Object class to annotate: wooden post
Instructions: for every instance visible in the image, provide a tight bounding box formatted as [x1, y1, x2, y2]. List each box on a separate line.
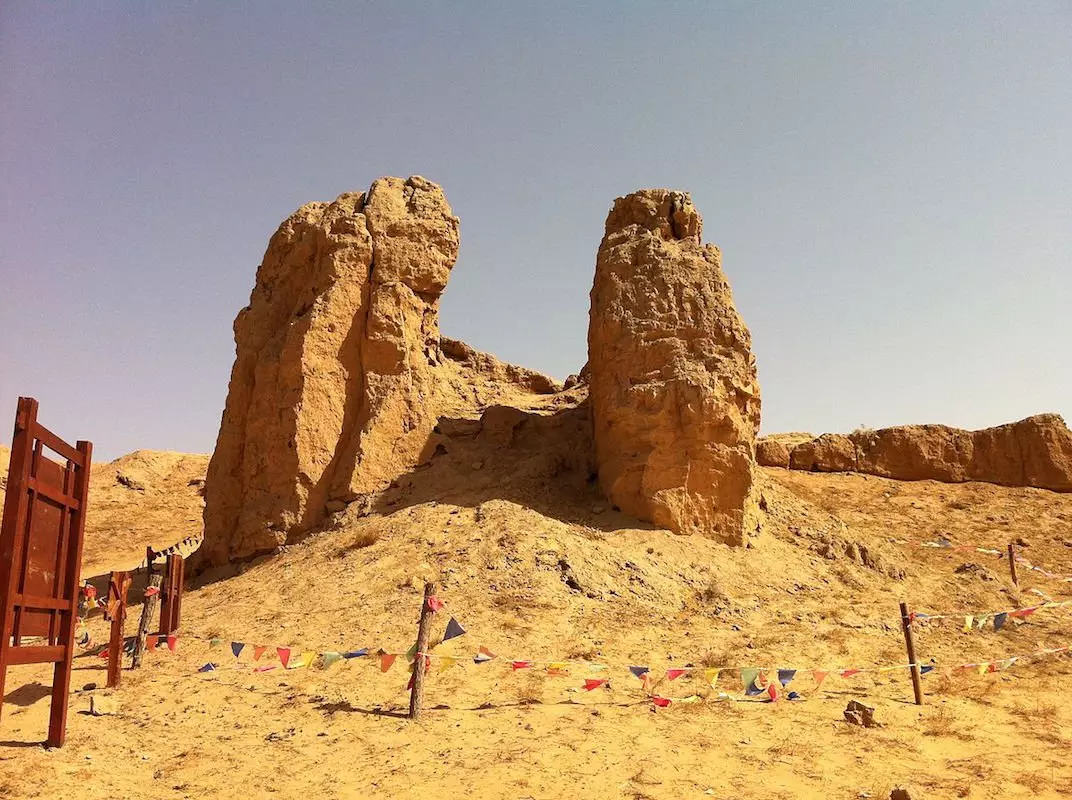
[131, 566, 163, 669]
[408, 582, 436, 720]
[899, 601, 924, 706]
[159, 553, 184, 636]
[1007, 543, 1018, 588]
[106, 571, 130, 689]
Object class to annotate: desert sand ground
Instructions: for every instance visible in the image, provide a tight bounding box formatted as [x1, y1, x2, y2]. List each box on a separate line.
[2, 447, 1072, 799]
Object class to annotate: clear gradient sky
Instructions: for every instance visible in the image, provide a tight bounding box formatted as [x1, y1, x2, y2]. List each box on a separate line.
[1, 2, 1070, 461]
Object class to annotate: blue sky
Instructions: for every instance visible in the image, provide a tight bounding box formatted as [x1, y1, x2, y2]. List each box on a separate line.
[1, 2, 1069, 460]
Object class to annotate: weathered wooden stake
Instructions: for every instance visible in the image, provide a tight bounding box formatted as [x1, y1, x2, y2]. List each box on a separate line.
[105, 571, 130, 689]
[899, 601, 924, 706]
[408, 582, 436, 720]
[1007, 543, 1018, 587]
[131, 552, 163, 669]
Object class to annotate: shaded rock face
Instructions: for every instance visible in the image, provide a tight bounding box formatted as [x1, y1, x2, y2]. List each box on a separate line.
[200, 176, 460, 566]
[588, 190, 761, 545]
[780, 414, 1072, 492]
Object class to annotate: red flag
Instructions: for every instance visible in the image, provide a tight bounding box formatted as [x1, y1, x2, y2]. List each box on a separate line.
[512, 660, 533, 670]
[277, 647, 291, 668]
[583, 679, 606, 691]
[839, 669, 860, 678]
[426, 596, 445, 612]
[145, 635, 159, 650]
[812, 670, 829, 689]
[666, 669, 688, 681]
[767, 681, 779, 702]
[380, 653, 397, 672]
[253, 646, 267, 661]
[145, 586, 160, 598]
[652, 696, 671, 708]
[166, 635, 177, 652]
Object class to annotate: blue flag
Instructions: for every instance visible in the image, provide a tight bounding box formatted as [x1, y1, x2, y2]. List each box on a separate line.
[443, 617, 466, 641]
[993, 613, 1008, 632]
[920, 665, 935, 676]
[231, 642, 245, 658]
[777, 669, 797, 687]
[342, 648, 369, 659]
[198, 662, 217, 673]
[629, 666, 650, 679]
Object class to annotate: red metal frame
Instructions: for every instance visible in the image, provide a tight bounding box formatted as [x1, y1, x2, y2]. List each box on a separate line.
[0, 397, 92, 747]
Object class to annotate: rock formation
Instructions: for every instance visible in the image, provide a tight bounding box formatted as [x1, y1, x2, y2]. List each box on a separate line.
[768, 414, 1072, 492]
[588, 190, 761, 545]
[788, 433, 857, 473]
[755, 438, 791, 469]
[199, 177, 457, 566]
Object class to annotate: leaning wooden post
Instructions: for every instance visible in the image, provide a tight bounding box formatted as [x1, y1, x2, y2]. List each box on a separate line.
[1007, 543, 1018, 588]
[899, 601, 924, 706]
[131, 551, 163, 669]
[105, 571, 130, 689]
[408, 582, 436, 720]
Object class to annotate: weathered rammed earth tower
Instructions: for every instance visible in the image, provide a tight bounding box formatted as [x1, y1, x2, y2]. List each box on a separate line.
[588, 190, 762, 545]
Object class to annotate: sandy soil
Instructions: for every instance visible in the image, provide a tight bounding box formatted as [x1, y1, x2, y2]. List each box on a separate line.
[2, 451, 1072, 799]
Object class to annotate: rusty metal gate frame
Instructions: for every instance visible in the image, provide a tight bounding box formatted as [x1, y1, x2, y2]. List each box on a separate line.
[0, 397, 92, 747]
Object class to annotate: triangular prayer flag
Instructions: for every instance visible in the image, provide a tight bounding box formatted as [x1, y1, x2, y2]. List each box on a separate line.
[322, 652, 342, 668]
[231, 642, 245, 658]
[145, 635, 159, 651]
[583, 678, 606, 691]
[768, 681, 780, 702]
[629, 666, 650, 679]
[381, 653, 397, 672]
[253, 646, 267, 661]
[198, 662, 217, 673]
[963, 615, 973, 632]
[277, 647, 291, 668]
[474, 646, 495, 664]
[676, 695, 701, 705]
[511, 660, 533, 670]
[546, 661, 568, 675]
[777, 669, 797, 687]
[144, 586, 160, 598]
[439, 656, 458, 673]
[253, 664, 277, 673]
[652, 696, 671, 707]
[703, 668, 721, 687]
[812, 670, 829, 689]
[993, 613, 1008, 632]
[405, 641, 419, 663]
[920, 665, 935, 676]
[166, 635, 177, 652]
[406, 673, 414, 691]
[839, 669, 860, 679]
[741, 668, 761, 694]
[977, 663, 989, 675]
[426, 596, 444, 612]
[666, 668, 688, 681]
[300, 651, 316, 669]
[443, 617, 466, 641]
[210, 637, 222, 649]
[343, 648, 368, 659]
[588, 663, 608, 672]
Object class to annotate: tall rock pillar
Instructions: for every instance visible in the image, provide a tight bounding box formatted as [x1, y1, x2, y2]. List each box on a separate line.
[198, 176, 459, 567]
[588, 190, 761, 545]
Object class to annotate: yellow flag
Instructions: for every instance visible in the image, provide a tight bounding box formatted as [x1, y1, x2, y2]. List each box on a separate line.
[704, 668, 721, 687]
[976, 663, 989, 675]
[438, 656, 458, 673]
[963, 615, 973, 632]
[546, 661, 569, 675]
[676, 695, 701, 705]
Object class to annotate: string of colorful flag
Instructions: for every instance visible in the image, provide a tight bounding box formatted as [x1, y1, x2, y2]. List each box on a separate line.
[177, 592, 1072, 707]
[897, 536, 1072, 585]
[911, 599, 1072, 632]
